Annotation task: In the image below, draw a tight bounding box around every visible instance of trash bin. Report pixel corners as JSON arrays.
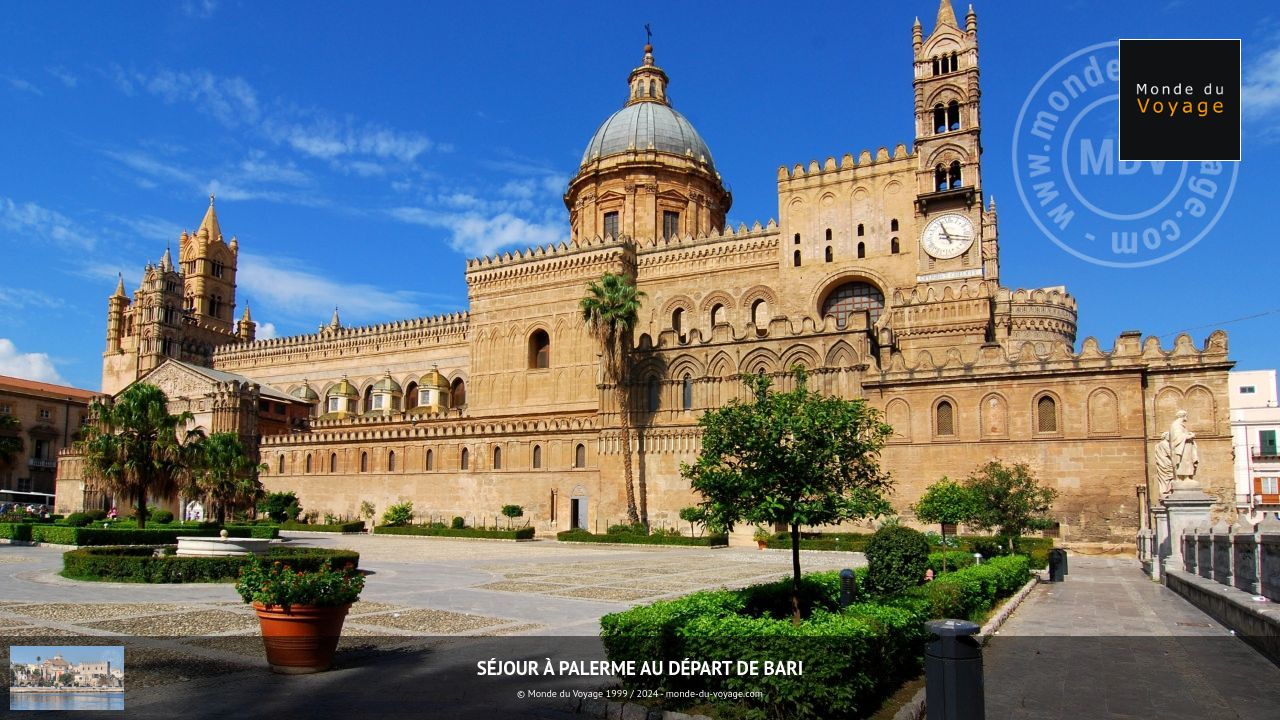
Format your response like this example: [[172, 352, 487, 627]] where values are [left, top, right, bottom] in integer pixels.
[[1048, 548, 1068, 582], [924, 619, 984, 720]]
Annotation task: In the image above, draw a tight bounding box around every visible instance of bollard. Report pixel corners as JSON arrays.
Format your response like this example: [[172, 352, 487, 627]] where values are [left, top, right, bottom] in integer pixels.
[[1048, 548, 1068, 582], [925, 619, 984, 720], [839, 568, 858, 607]]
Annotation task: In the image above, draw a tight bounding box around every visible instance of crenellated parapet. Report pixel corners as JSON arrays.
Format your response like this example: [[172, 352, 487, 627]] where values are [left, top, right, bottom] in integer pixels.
[[212, 311, 470, 368], [994, 285, 1079, 347], [261, 412, 598, 448], [636, 222, 779, 276], [870, 329, 1230, 385], [464, 235, 630, 294], [776, 144, 914, 185]]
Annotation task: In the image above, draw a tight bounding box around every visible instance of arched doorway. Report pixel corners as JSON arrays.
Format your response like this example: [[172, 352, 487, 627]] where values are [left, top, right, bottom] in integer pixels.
[[569, 484, 589, 531]]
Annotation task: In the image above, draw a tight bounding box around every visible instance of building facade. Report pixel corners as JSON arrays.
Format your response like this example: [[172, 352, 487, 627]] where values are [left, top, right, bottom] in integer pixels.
[[1229, 370, 1280, 516], [62, 1, 1234, 546], [0, 375, 95, 502]]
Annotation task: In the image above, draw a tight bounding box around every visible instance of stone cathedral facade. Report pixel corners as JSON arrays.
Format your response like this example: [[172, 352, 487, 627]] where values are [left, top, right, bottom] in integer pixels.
[[70, 1, 1233, 546]]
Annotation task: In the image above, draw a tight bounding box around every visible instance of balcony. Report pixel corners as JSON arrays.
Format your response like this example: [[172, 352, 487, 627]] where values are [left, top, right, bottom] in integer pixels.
[[27, 458, 57, 470], [1251, 445, 1280, 463]]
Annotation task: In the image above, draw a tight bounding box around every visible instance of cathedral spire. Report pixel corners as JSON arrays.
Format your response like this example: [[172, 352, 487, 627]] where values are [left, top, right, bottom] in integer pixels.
[[936, 0, 958, 29], [113, 273, 126, 298], [160, 246, 173, 271], [626, 34, 670, 107], [198, 193, 222, 241]]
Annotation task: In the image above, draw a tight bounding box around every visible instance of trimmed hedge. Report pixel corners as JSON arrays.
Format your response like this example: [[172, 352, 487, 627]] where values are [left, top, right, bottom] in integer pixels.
[[5, 524, 280, 546], [556, 529, 728, 547], [281, 520, 366, 533], [908, 555, 1030, 621], [763, 531, 872, 552], [926, 550, 977, 573], [62, 545, 360, 583], [600, 557, 1029, 719], [764, 532, 1054, 568], [0, 523, 33, 541], [375, 524, 535, 540]]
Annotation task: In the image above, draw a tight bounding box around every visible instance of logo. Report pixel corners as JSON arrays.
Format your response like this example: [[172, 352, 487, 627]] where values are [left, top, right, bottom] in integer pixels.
[[1012, 42, 1238, 268]]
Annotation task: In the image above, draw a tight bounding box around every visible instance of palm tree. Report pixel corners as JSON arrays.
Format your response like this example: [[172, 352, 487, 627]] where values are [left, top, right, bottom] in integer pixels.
[[0, 414, 22, 473], [79, 383, 202, 529], [581, 272, 647, 526], [192, 432, 265, 525]]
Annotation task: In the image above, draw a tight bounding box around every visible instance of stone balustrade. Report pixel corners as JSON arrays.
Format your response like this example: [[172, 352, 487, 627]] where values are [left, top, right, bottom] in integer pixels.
[[1179, 516, 1280, 600]]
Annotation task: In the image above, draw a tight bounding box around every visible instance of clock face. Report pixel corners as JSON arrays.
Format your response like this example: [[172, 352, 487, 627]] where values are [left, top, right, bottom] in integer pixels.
[[920, 213, 975, 259]]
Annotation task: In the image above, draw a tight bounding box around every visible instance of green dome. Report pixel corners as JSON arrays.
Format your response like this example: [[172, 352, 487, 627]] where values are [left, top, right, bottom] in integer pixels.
[[373, 375, 402, 394], [292, 384, 319, 402], [329, 378, 357, 397]]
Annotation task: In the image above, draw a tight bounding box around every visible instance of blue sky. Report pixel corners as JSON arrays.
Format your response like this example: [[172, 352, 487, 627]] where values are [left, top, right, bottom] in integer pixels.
[[0, 0, 1276, 391], [10, 645, 124, 667]]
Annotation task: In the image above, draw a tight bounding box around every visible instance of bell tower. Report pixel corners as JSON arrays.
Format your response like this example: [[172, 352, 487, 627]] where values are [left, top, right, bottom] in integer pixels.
[[180, 195, 238, 333], [911, 2, 994, 281]]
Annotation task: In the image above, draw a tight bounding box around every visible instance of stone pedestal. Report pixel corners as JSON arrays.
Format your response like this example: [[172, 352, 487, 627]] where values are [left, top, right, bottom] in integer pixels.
[[1153, 482, 1214, 581]]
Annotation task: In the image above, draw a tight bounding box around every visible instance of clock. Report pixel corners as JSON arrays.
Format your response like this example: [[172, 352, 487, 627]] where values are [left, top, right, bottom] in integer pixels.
[[920, 213, 975, 259]]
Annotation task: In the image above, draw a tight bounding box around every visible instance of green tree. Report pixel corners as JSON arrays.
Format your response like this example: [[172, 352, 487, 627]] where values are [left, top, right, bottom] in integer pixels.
[[963, 460, 1058, 552], [79, 383, 202, 529], [912, 477, 978, 572], [258, 491, 301, 523], [0, 414, 22, 470], [683, 368, 894, 622], [192, 432, 265, 526], [678, 506, 705, 537], [500, 504, 524, 528], [581, 271, 647, 525]]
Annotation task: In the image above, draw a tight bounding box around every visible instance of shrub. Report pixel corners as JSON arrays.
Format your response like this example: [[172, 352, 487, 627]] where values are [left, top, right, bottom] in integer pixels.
[[280, 520, 365, 533], [85, 509, 108, 521], [31, 524, 279, 546], [0, 523, 33, 541], [257, 491, 301, 523], [912, 555, 1029, 621], [236, 555, 363, 610], [151, 510, 174, 524], [64, 513, 92, 528], [374, 525, 534, 540], [926, 551, 976, 574], [500, 504, 523, 519], [969, 537, 1007, 559], [650, 527, 682, 538], [450, 516, 465, 529], [555, 529, 727, 547], [762, 531, 872, 552], [607, 522, 649, 535], [865, 525, 930, 596], [382, 501, 414, 527], [61, 546, 360, 583]]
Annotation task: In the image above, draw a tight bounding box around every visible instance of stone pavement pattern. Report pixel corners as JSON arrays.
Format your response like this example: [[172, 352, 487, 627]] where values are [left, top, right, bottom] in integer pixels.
[[1, 534, 858, 717], [985, 556, 1280, 720]]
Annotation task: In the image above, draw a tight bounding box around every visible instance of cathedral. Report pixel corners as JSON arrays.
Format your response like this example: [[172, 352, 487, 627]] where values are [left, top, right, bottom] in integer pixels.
[[62, 1, 1233, 546]]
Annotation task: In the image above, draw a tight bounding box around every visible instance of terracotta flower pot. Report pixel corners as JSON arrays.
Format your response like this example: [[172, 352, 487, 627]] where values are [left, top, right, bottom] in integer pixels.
[[757, 540, 768, 550], [253, 602, 351, 674]]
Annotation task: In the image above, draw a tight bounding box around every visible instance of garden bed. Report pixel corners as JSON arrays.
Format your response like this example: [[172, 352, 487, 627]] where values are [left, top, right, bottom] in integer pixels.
[[280, 520, 366, 533], [600, 556, 1030, 719], [556, 529, 728, 547], [61, 545, 360, 583], [373, 525, 535, 540], [0, 523, 278, 545]]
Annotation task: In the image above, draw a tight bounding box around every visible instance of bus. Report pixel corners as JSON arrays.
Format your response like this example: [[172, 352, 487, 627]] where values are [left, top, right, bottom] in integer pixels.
[[0, 489, 56, 514]]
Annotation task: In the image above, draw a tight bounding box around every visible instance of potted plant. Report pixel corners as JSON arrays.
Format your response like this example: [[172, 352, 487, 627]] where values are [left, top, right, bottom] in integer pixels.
[[236, 555, 365, 674], [752, 526, 772, 550]]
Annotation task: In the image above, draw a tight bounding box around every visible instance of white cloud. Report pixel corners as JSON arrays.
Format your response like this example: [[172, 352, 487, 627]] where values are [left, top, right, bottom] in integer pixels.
[[102, 148, 323, 206], [0, 288, 64, 311], [6, 76, 42, 96], [0, 197, 94, 250], [1244, 39, 1280, 122], [45, 66, 77, 88], [255, 322, 278, 340], [0, 338, 66, 384], [141, 69, 259, 127], [182, 0, 218, 18], [388, 207, 565, 257], [110, 214, 183, 244], [237, 252, 425, 325], [263, 116, 434, 164]]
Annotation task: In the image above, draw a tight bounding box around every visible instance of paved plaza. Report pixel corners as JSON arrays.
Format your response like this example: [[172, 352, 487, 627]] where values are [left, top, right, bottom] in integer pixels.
[[2, 539, 1278, 718]]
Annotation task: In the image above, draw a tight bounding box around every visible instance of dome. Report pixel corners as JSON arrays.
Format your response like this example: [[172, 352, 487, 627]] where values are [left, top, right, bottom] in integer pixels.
[[419, 366, 449, 389], [581, 102, 716, 174], [373, 374, 402, 394], [292, 383, 319, 402], [329, 378, 357, 397]]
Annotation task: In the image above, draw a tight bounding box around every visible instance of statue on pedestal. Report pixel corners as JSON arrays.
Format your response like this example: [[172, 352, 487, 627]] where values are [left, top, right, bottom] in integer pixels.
[[1154, 431, 1174, 498], [1168, 410, 1199, 487]]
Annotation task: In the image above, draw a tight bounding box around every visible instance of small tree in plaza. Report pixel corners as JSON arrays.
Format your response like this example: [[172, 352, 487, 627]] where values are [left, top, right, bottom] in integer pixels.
[[258, 491, 301, 523], [912, 477, 979, 573], [192, 432, 266, 526], [80, 383, 203, 529], [501, 504, 524, 528], [963, 460, 1058, 552], [683, 368, 894, 622], [679, 506, 705, 537]]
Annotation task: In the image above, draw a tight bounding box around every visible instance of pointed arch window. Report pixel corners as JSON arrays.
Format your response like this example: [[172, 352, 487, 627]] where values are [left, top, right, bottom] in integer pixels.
[[948, 161, 963, 189], [793, 233, 800, 244], [277, 455, 284, 474], [532, 445, 542, 469], [682, 374, 693, 410], [405, 382, 419, 410], [891, 218, 899, 232], [493, 446, 502, 470], [305, 454, 313, 473], [329, 453, 337, 473], [360, 452, 368, 473], [387, 451, 396, 472], [825, 228, 832, 241], [1036, 395, 1059, 433], [947, 101, 961, 131], [529, 329, 550, 369], [574, 443, 586, 468], [751, 298, 768, 326], [857, 242, 866, 259], [425, 448, 434, 471], [362, 386, 373, 413], [672, 307, 684, 335], [891, 237, 900, 254], [934, 104, 946, 134], [935, 165, 948, 191], [793, 250, 801, 267], [932, 57, 940, 76], [451, 378, 466, 407], [647, 377, 660, 411], [460, 447, 470, 470], [936, 401, 955, 436], [857, 223, 865, 236], [825, 246, 834, 262]]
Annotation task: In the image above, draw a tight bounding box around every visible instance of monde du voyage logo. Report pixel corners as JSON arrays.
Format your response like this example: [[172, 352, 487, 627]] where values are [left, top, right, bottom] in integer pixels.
[[1013, 40, 1240, 268]]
